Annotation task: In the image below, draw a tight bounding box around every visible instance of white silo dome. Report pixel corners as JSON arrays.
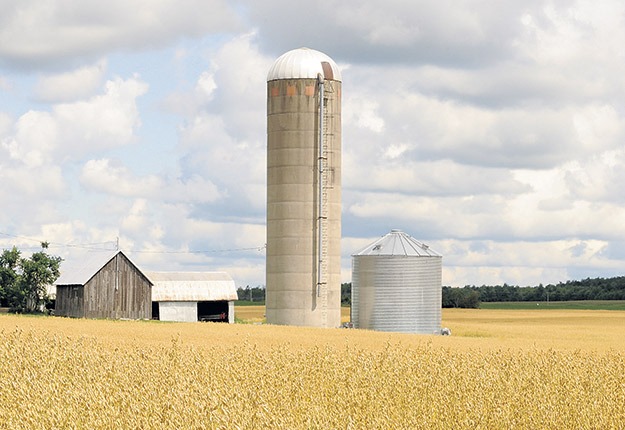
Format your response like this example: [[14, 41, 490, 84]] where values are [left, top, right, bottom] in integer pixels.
[[351, 229, 442, 334], [267, 47, 342, 82]]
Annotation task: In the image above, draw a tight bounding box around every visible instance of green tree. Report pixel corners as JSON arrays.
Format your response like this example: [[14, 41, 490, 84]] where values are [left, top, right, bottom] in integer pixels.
[[0, 247, 21, 305], [2, 245, 62, 313], [341, 282, 351, 306]]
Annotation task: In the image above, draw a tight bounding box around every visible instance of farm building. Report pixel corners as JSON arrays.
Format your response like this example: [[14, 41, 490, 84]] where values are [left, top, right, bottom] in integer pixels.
[[55, 251, 152, 319], [351, 229, 442, 334], [147, 271, 238, 323]]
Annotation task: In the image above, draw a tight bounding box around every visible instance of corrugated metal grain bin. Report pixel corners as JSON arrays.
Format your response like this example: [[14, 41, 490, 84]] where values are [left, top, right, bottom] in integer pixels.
[[351, 229, 442, 334]]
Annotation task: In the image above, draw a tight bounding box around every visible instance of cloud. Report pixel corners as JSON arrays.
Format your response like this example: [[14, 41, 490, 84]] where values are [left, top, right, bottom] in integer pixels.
[[80, 158, 222, 203], [344, 73, 624, 170], [248, 0, 542, 66], [80, 159, 162, 197], [0, 0, 242, 69], [2, 75, 148, 167], [0, 76, 11, 91], [343, 157, 530, 196], [34, 59, 107, 102], [3, 2, 625, 290], [173, 34, 269, 223]]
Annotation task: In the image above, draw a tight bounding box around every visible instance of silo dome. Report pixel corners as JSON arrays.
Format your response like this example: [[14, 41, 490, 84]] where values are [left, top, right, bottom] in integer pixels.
[[267, 47, 342, 82], [351, 229, 442, 334]]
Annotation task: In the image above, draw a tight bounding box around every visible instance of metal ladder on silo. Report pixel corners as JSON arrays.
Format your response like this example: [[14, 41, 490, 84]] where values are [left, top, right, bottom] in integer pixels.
[[317, 75, 329, 326]]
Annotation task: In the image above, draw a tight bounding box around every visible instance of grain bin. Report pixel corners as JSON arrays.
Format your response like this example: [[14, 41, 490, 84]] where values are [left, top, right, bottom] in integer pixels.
[[351, 230, 442, 334], [265, 48, 342, 327]]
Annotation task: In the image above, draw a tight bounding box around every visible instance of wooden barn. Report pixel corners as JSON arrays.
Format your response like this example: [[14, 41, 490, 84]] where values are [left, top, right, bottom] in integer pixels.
[[55, 251, 152, 319], [146, 271, 238, 323]]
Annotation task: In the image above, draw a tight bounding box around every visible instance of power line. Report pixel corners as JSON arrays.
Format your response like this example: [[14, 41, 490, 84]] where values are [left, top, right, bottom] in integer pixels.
[[0, 231, 115, 250], [128, 245, 266, 254], [0, 231, 266, 255]]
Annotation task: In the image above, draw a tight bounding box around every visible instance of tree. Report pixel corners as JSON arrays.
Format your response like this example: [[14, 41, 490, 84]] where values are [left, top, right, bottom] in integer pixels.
[[341, 282, 351, 306], [1, 245, 62, 313], [442, 286, 481, 308], [0, 247, 21, 305]]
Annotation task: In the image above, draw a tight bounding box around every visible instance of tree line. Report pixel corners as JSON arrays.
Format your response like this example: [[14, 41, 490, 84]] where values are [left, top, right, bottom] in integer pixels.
[[0, 244, 62, 313], [465, 277, 625, 303], [236, 277, 625, 309], [235, 284, 352, 305]]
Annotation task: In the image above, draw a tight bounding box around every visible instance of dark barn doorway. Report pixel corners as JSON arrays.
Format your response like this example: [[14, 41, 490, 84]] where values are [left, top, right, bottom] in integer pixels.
[[198, 301, 228, 322]]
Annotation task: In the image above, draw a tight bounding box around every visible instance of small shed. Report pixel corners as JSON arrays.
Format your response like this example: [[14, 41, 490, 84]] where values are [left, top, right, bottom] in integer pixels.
[[146, 271, 238, 323], [55, 251, 152, 319]]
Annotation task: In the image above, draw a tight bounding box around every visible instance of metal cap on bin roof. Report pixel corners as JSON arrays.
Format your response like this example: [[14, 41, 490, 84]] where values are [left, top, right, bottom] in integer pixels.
[[267, 47, 342, 82], [353, 229, 441, 257]]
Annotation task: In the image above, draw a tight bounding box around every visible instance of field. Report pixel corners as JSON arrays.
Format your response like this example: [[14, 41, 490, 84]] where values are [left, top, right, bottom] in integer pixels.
[[1, 309, 624, 428], [480, 300, 625, 310]]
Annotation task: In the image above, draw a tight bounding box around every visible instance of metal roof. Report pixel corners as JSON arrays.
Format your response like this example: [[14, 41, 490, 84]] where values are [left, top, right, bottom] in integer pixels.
[[267, 47, 342, 82], [146, 271, 238, 302], [352, 229, 442, 257], [56, 250, 122, 285]]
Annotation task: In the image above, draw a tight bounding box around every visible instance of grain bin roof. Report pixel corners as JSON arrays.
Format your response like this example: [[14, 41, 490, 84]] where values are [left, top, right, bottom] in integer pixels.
[[146, 271, 238, 302], [352, 229, 441, 257], [267, 47, 342, 82]]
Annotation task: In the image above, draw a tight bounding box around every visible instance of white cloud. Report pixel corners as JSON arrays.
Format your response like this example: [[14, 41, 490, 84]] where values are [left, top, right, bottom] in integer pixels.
[[80, 159, 162, 197], [343, 157, 529, 196], [2, 75, 148, 167], [0, 112, 13, 137], [54, 76, 149, 155], [80, 158, 222, 203], [0, 0, 242, 69], [2, 2, 625, 290], [249, 0, 539, 66], [34, 59, 107, 102], [2, 110, 59, 167]]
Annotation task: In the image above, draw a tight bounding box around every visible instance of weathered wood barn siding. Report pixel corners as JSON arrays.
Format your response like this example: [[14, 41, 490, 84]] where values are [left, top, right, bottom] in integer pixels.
[[83, 253, 152, 319], [55, 285, 84, 318], [55, 251, 152, 320]]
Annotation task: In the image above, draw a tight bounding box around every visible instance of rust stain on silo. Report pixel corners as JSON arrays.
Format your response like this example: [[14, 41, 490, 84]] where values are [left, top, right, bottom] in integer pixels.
[[321, 61, 334, 80]]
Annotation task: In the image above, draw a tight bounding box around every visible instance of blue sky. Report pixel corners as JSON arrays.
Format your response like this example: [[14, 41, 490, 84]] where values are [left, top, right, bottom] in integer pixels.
[[1, 0, 625, 287]]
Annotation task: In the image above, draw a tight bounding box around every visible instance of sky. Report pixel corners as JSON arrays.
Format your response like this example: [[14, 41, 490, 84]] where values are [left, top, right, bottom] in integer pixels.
[[1, 0, 625, 288]]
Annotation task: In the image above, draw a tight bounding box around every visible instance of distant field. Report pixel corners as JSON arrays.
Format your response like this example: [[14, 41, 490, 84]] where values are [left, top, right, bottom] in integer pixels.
[[235, 305, 351, 324], [480, 300, 625, 310], [2, 309, 625, 428]]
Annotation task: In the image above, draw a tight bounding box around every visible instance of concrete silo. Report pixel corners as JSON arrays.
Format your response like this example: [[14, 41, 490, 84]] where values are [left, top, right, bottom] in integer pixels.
[[265, 48, 342, 327], [351, 230, 442, 334]]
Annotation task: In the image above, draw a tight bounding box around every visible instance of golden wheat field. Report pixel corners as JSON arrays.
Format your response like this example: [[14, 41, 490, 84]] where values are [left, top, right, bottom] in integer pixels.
[[1, 309, 624, 429]]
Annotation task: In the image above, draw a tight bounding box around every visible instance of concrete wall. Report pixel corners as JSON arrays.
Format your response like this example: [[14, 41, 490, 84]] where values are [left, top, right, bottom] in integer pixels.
[[266, 77, 342, 328]]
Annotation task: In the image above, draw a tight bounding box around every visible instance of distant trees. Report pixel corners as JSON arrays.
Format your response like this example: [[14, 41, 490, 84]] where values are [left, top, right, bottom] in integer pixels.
[[341, 283, 351, 306], [236, 285, 266, 303], [234, 284, 353, 306], [339, 276, 625, 309], [442, 287, 480, 308], [0, 244, 62, 313], [469, 278, 625, 303]]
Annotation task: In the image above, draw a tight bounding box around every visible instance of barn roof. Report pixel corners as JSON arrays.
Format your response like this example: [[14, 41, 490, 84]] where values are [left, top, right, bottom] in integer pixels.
[[146, 271, 238, 302], [55, 250, 151, 286]]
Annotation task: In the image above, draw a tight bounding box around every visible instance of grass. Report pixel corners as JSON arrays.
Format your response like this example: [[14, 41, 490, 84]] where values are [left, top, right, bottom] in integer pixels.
[[234, 300, 265, 306]]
